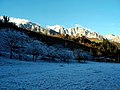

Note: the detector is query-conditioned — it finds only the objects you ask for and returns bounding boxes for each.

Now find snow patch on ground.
[0,57,120,90]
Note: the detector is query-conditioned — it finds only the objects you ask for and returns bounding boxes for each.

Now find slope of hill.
[0,16,49,34]
[1,16,120,43]
[47,25,104,40]
[0,16,120,62]
[0,16,104,40]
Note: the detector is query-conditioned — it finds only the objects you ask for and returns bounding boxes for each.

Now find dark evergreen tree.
[3,16,9,23]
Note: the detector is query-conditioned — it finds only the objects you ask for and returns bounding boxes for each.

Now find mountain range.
[0,16,120,43]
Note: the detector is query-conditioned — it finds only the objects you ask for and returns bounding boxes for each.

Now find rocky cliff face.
[105,34,120,43]
[0,16,49,34]
[47,25,103,40]
[1,16,120,43]
[105,34,116,40]
[111,36,120,43]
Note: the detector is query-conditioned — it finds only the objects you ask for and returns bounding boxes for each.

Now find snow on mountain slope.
[0,16,29,25]
[0,16,48,34]
[8,17,29,25]
[105,34,116,40]
[0,57,120,90]
[47,25,65,34]
[105,34,120,43]
[47,25,103,39]
[47,25,63,32]
[1,16,120,42]
[0,16,104,39]
[111,36,120,43]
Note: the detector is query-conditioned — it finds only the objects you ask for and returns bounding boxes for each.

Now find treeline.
[0,16,120,63]
[52,32,120,61]
[0,29,93,63]
[0,16,92,51]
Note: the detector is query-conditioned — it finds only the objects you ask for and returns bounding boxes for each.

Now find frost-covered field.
[0,57,120,90]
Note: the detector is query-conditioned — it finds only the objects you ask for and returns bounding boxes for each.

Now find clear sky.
[0,0,120,36]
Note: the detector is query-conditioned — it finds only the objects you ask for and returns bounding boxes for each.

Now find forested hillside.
[0,16,120,63]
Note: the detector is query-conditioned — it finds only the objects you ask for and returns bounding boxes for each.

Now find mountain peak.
[1,16,119,43]
[105,34,120,43]
[0,16,30,25]
[105,34,116,40]
[47,25,64,33]
[47,25,63,30]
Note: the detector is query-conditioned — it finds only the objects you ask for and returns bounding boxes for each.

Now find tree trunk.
[19,54,21,60]
[78,59,80,63]
[10,49,13,59]
[118,56,120,62]
[35,56,37,62]
[33,54,35,61]
[67,59,69,64]
[49,59,51,63]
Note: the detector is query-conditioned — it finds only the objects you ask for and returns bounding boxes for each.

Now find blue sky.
[0,0,120,36]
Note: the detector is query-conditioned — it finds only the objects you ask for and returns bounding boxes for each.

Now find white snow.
[105,34,116,40]
[0,16,104,40]
[0,16,29,25]
[0,57,120,90]
[47,25,64,33]
[105,34,120,43]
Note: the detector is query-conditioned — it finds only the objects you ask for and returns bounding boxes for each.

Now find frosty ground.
[0,57,120,90]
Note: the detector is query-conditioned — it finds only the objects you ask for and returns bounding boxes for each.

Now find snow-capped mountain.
[1,16,120,43]
[105,34,120,43]
[0,16,104,40]
[111,36,120,43]
[47,25,64,33]
[47,25,103,40]
[47,25,65,35]
[0,16,49,34]
[0,16,104,39]
[105,34,116,40]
